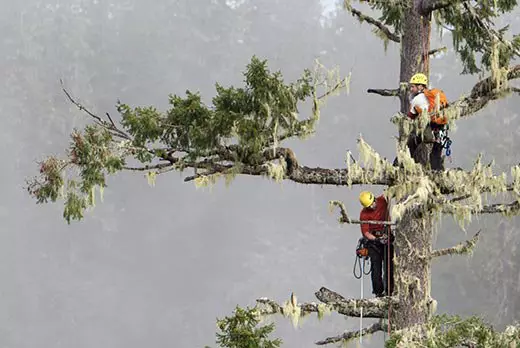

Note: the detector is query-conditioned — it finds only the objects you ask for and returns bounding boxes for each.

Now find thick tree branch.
[255,297,322,316]
[256,288,393,319]
[316,325,383,346]
[367,88,399,97]
[420,0,457,16]
[346,6,400,43]
[329,200,396,225]
[315,322,384,346]
[123,162,176,173]
[480,201,520,214]
[121,146,518,199]
[431,230,481,258]
[178,161,394,186]
[314,287,396,318]
[445,64,520,120]
[469,65,520,98]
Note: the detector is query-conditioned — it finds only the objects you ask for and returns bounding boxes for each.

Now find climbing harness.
[442,133,453,161]
[434,125,453,162]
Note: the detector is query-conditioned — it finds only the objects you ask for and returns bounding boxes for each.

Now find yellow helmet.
[409,73,428,86]
[359,191,375,208]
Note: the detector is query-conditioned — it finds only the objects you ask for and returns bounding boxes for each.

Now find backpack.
[423,88,449,125]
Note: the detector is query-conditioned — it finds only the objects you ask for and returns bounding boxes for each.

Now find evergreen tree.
[26,0,520,346]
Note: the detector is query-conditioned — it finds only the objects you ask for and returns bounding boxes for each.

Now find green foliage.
[345,0,409,34]
[28,56,345,222]
[26,124,125,223]
[114,56,315,163]
[386,314,520,347]
[211,306,282,348]
[347,0,520,75]
[434,0,520,74]
[119,104,164,148]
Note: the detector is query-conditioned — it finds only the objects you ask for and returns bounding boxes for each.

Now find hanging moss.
[146,171,157,187]
[316,303,332,321]
[281,297,302,329]
[194,173,221,190]
[266,157,287,183]
[388,314,520,348]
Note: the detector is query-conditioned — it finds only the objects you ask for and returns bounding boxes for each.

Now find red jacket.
[359,195,389,239]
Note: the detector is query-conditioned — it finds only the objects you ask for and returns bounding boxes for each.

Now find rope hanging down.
[354,238,371,344]
[386,199,392,337]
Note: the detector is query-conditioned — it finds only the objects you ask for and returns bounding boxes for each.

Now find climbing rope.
[385,198,393,338]
[353,238,371,344]
[360,260,364,345]
[353,255,371,279]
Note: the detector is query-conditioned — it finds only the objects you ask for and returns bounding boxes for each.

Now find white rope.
[359,261,364,345]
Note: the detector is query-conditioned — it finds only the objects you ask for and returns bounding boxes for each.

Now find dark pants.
[368,242,394,296]
[430,142,444,170]
[406,131,444,171]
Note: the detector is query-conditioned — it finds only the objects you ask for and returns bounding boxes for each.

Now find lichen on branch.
[386,314,520,348]
[431,230,481,258]
[27,57,351,222]
[315,321,385,346]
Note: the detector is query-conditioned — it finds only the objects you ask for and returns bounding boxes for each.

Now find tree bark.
[395,5,435,326]
[392,207,434,330]
[399,0,432,114]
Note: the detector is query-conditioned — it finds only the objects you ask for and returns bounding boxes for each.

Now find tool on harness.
[354,237,371,279]
[434,125,453,159]
[444,137,452,157]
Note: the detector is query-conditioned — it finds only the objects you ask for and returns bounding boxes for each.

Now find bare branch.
[183,171,217,183]
[315,322,384,346]
[367,88,399,97]
[61,80,132,140]
[481,201,520,214]
[346,6,400,43]
[105,112,117,129]
[257,287,393,320]
[428,46,447,57]
[314,287,396,318]
[255,298,321,316]
[123,162,176,173]
[317,76,350,100]
[61,79,105,125]
[431,230,481,258]
[448,193,472,203]
[329,200,396,225]
[177,157,394,186]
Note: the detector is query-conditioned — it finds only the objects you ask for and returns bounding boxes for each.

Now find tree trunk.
[393,207,434,330]
[392,0,434,331]
[399,0,431,113]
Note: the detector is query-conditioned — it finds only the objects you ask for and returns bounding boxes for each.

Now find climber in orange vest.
[406,73,450,170]
[359,191,394,298]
